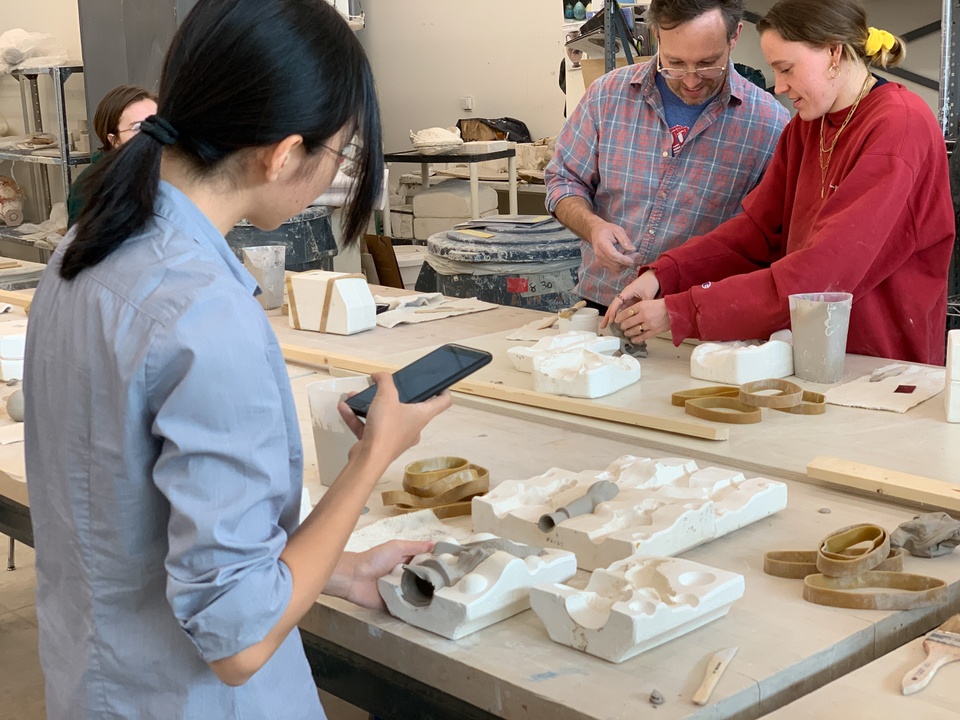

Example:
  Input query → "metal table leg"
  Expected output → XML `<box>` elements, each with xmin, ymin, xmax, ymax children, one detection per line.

<box><xmin>6</xmin><ymin>536</ymin><xmax>14</xmax><ymax>571</ymax></box>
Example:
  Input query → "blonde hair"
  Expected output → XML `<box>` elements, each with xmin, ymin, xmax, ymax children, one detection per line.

<box><xmin>756</xmin><ymin>0</ymin><xmax>905</xmax><ymax>69</ymax></box>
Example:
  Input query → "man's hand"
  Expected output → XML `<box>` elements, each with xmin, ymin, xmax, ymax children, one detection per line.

<box><xmin>329</xmin><ymin>540</ymin><xmax>435</xmax><ymax>609</ymax></box>
<box><xmin>588</xmin><ymin>220</ymin><xmax>636</xmax><ymax>271</ymax></box>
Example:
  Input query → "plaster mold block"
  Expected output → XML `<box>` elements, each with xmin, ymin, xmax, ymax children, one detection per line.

<box><xmin>529</xmin><ymin>556</ymin><xmax>745</xmax><ymax>663</ymax></box>
<box><xmin>378</xmin><ymin>534</ymin><xmax>576</xmax><ymax>640</ymax></box>
<box><xmin>533</xmin><ymin>348</ymin><xmax>640</xmax><ymax>399</ymax></box>
<box><xmin>287</xmin><ymin>270</ymin><xmax>376</xmax><ymax>335</ymax></box>
<box><xmin>0</xmin><ymin>320</ymin><xmax>27</xmax><ymax>381</ymax></box>
<box><xmin>946</xmin><ymin>380</ymin><xmax>960</xmax><ymax>423</ymax></box>
<box><xmin>473</xmin><ymin>455</ymin><xmax>787</xmax><ymax>570</ymax></box>
<box><xmin>947</xmin><ymin>330</ymin><xmax>960</xmax><ymax>382</ymax></box>
<box><xmin>690</xmin><ymin>331</ymin><xmax>793</xmax><ymax>385</ymax></box>
<box><xmin>507</xmin><ymin>331</ymin><xmax>620</xmax><ymax>373</ymax></box>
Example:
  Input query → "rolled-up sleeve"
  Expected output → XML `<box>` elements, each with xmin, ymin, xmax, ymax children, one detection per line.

<box><xmin>544</xmin><ymin>86</ymin><xmax>602</xmax><ymax>213</ymax></box>
<box><xmin>146</xmin><ymin>291</ymin><xmax>294</xmax><ymax>662</ymax></box>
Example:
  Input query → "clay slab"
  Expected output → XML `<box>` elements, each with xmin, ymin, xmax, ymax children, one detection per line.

<box><xmin>530</xmin><ymin>555</ymin><xmax>744</xmax><ymax>663</ymax></box>
<box><xmin>473</xmin><ymin>455</ymin><xmax>787</xmax><ymax>570</ymax></box>
<box><xmin>378</xmin><ymin>533</ymin><xmax>577</xmax><ymax>640</ymax></box>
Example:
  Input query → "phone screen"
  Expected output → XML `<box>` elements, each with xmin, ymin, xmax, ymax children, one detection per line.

<box><xmin>346</xmin><ymin>344</ymin><xmax>491</xmax><ymax>417</ymax></box>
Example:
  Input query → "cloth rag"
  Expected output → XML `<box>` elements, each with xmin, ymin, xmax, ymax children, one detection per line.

<box><xmin>374</xmin><ymin>292</ymin><xmax>496</xmax><ymax>328</ymax></box>
<box><xmin>891</xmin><ymin>512</ymin><xmax>960</xmax><ymax>558</ymax></box>
<box><xmin>825</xmin><ymin>363</ymin><xmax>945</xmax><ymax>413</ymax></box>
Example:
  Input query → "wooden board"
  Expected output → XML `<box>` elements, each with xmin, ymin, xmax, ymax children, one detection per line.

<box><xmin>807</xmin><ymin>457</ymin><xmax>960</xmax><ymax>512</ymax></box>
<box><xmin>280</xmin><ymin>342</ymin><xmax>728</xmax><ymax>441</ymax></box>
<box><xmin>0</xmin><ymin>289</ymin><xmax>31</xmax><ymax>309</ymax></box>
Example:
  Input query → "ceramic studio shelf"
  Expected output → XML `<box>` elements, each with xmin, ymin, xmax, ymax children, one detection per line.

<box><xmin>0</xmin><ymin>149</ymin><xmax>92</xmax><ymax>166</ymax></box>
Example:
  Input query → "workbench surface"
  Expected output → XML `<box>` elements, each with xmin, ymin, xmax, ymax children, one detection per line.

<box><xmin>2</xmin><ymin>289</ymin><xmax>959</xmax><ymax>720</ymax></box>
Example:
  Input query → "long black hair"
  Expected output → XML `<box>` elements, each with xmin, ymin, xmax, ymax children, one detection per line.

<box><xmin>61</xmin><ymin>0</ymin><xmax>382</xmax><ymax>281</ymax></box>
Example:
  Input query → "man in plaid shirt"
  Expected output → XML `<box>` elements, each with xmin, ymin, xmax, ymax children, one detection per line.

<box><xmin>545</xmin><ymin>0</ymin><xmax>789</xmax><ymax>311</ymax></box>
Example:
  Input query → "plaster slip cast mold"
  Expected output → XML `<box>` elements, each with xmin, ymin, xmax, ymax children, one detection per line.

<box><xmin>690</xmin><ymin>330</ymin><xmax>794</xmax><ymax>385</ymax></box>
<box><xmin>529</xmin><ymin>556</ymin><xmax>745</xmax><ymax>663</ymax></box>
<box><xmin>507</xmin><ymin>331</ymin><xmax>621</xmax><ymax>374</ymax></box>
<box><xmin>533</xmin><ymin>348</ymin><xmax>641</xmax><ymax>399</ymax></box>
<box><xmin>378</xmin><ymin>534</ymin><xmax>576</xmax><ymax>640</ymax></box>
<box><xmin>473</xmin><ymin>455</ymin><xmax>788</xmax><ymax>571</ymax></box>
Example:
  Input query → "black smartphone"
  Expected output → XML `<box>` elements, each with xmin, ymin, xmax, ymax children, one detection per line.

<box><xmin>345</xmin><ymin>344</ymin><xmax>492</xmax><ymax>418</ymax></box>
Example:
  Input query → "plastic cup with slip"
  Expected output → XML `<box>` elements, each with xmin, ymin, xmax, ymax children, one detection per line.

<box><xmin>788</xmin><ymin>292</ymin><xmax>853</xmax><ymax>384</ymax></box>
<box><xmin>307</xmin><ymin>376</ymin><xmax>372</xmax><ymax>487</ymax></box>
<box><xmin>242</xmin><ymin>245</ymin><xmax>287</xmax><ymax>310</ymax></box>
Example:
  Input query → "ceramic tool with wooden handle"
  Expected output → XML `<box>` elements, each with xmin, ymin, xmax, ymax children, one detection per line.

<box><xmin>901</xmin><ymin>614</ymin><xmax>960</xmax><ymax>695</ymax></box>
<box><xmin>693</xmin><ymin>646</ymin><xmax>738</xmax><ymax>705</ymax></box>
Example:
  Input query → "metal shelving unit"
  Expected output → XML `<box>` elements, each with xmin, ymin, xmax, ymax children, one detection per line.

<box><xmin>0</xmin><ymin>65</ymin><xmax>91</xmax><ymax>221</ymax></box>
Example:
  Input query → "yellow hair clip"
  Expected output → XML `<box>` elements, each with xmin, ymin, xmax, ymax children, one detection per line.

<box><xmin>865</xmin><ymin>27</ymin><xmax>896</xmax><ymax>56</ymax></box>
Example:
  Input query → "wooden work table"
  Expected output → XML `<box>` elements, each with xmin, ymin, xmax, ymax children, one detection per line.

<box><xmin>765</xmin><ymin>635</ymin><xmax>959</xmax><ymax>719</ymax></box>
<box><xmin>3</xmin><ymin>290</ymin><xmax>960</xmax><ymax>719</ymax></box>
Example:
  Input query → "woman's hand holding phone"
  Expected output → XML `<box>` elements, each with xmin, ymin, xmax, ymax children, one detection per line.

<box><xmin>338</xmin><ymin>372</ymin><xmax>451</xmax><ymax>465</ymax></box>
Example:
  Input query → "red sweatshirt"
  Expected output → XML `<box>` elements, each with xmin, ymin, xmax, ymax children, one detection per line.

<box><xmin>649</xmin><ymin>82</ymin><xmax>955</xmax><ymax>365</ymax></box>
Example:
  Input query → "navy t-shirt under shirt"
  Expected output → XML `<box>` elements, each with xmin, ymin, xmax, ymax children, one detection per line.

<box><xmin>656</xmin><ymin>72</ymin><xmax>712</xmax><ymax>155</ymax></box>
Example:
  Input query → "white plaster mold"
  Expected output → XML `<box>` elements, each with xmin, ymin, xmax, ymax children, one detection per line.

<box><xmin>287</xmin><ymin>270</ymin><xmax>375</xmax><ymax>335</ymax></box>
<box><xmin>529</xmin><ymin>556</ymin><xmax>745</xmax><ymax>663</ymax></box>
<box><xmin>533</xmin><ymin>348</ymin><xmax>640</xmax><ymax>399</ymax></box>
<box><xmin>378</xmin><ymin>534</ymin><xmax>576</xmax><ymax>640</ymax></box>
<box><xmin>507</xmin><ymin>331</ymin><xmax>620</xmax><ymax>374</ymax></box>
<box><xmin>473</xmin><ymin>455</ymin><xmax>787</xmax><ymax>570</ymax></box>
<box><xmin>690</xmin><ymin>330</ymin><xmax>793</xmax><ymax>385</ymax></box>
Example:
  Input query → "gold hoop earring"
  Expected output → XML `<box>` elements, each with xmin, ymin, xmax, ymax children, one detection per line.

<box><xmin>828</xmin><ymin>63</ymin><xmax>841</xmax><ymax>79</ymax></box>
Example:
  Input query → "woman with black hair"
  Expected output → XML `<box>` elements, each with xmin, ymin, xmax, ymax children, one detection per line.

<box><xmin>23</xmin><ymin>1</ymin><xmax>449</xmax><ymax>717</ymax></box>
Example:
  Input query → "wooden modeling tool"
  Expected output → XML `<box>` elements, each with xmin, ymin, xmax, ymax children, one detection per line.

<box><xmin>901</xmin><ymin>614</ymin><xmax>960</xmax><ymax>695</ymax></box>
<box><xmin>693</xmin><ymin>646</ymin><xmax>738</xmax><ymax>705</ymax></box>
<box><xmin>538</xmin><ymin>300</ymin><xmax>587</xmax><ymax>330</ymax></box>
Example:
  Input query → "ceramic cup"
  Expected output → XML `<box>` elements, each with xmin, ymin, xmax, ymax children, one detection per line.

<box><xmin>558</xmin><ymin>307</ymin><xmax>600</xmax><ymax>335</ymax></box>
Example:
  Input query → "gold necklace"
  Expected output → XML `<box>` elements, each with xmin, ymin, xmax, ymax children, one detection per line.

<box><xmin>819</xmin><ymin>73</ymin><xmax>873</xmax><ymax>198</ymax></box>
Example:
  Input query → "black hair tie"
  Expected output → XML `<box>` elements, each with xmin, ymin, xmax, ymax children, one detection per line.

<box><xmin>140</xmin><ymin>115</ymin><xmax>180</xmax><ymax>146</ymax></box>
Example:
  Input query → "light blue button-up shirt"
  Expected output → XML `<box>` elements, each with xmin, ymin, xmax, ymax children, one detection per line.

<box><xmin>24</xmin><ymin>182</ymin><xmax>324</xmax><ymax>719</ymax></box>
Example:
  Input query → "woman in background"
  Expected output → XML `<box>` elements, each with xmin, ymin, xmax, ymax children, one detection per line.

<box><xmin>66</xmin><ymin>84</ymin><xmax>157</xmax><ymax>226</ymax></box>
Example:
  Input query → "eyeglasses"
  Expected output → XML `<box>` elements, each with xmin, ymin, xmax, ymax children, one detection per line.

<box><xmin>656</xmin><ymin>53</ymin><xmax>727</xmax><ymax>80</ymax></box>
<box><xmin>322</xmin><ymin>141</ymin><xmax>361</xmax><ymax>177</ymax></box>
<box><xmin>116</xmin><ymin>121</ymin><xmax>143</xmax><ymax>136</ymax></box>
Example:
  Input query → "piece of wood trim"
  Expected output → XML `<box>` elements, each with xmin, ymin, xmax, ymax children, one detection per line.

<box><xmin>807</xmin><ymin>456</ymin><xmax>960</xmax><ymax>512</ymax></box>
<box><xmin>280</xmin><ymin>342</ymin><xmax>728</xmax><ymax>442</ymax></box>
<box><xmin>0</xmin><ymin>289</ymin><xmax>31</xmax><ymax>308</ymax></box>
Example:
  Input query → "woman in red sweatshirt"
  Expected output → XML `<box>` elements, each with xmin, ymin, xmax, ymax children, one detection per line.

<box><xmin>605</xmin><ymin>0</ymin><xmax>955</xmax><ymax>364</ymax></box>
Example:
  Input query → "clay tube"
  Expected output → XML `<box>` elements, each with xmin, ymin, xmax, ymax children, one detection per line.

<box><xmin>538</xmin><ymin>480</ymin><xmax>619</xmax><ymax>532</ymax></box>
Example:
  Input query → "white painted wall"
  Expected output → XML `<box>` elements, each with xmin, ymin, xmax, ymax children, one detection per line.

<box><xmin>361</xmin><ymin>0</ymin><xmax>948</xmax><ymax>149</ymax></box>
<box><xmin>358</xmin><ymin>0</ymin><xmax>567</xmax><ymax>151</ymax></box>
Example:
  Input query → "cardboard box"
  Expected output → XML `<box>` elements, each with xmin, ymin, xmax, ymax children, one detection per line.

<box><xmin>581</xmin><ymin>56</ymin><xmax>653</xmax><ymax>89</ymax></box>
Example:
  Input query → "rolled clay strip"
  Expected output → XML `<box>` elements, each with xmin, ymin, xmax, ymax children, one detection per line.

<box><xmin>802</xmin><ymin>571</ymin><xmax>948</xmax><ymax>610</ymax></box>
<box><xmin>684</xmin><ymin>396</ymin><xmax>762</xmax><ymax>424</ymax></box>
<box><xmin>538</xmin><ymin>480</ymin><xmax>620</xmax><ymax>532</ymax></box>
<box><xmin>382</xmin><ymin>456</ymin><xmax>490</xmax><ymax>517</ymax></box>
<box><xmin>738</xmin><ymin>378</ymin><xmax>803</xmax><ymax>409</ymax></box>
<box><xmin>764</xmin><ymin>547</ymin><xmax>905</xmax><ymax>580</ymax></box>
<box><xmin>773</xmin><ymin>390</ymin><xmax>826</xmax><ymax>415</ymax></box>
<box><xmin>670</xmin><ymin>386</ymin><xmax>740</xmax><ymax>407</ymax></box>
<box><xmin>817</xmin><ymin>523</ymin><xmax>890</xmax><ymax>577</ymax></box>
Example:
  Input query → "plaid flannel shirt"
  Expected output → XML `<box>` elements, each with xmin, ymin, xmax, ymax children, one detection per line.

<box><xmin>545</xmin><ymin>59</ymin><xmax>789</xmax><ymax>307</ymax></box>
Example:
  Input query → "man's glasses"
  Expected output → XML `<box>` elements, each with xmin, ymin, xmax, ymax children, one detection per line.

<box><xmin>322</xmin><ymin>141</ymin><xmax>361</xmax><ymax>177</ymax></box>
<box><xmin>656</xmin><ymin>53</ymin><xmax>727</xmax><ymax>80</ymax></box>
